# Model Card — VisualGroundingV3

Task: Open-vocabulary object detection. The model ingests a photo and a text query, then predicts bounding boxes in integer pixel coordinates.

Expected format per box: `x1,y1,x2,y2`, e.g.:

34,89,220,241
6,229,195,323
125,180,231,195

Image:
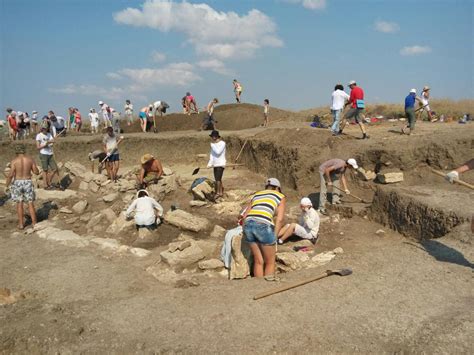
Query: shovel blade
329,268,353,276
192,167,200,176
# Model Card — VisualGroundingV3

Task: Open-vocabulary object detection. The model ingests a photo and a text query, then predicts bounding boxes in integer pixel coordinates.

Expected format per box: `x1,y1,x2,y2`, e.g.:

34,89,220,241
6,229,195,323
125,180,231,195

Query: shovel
430,168,474,190
233,139,248,169
192,163,244,176
254,268,353,300
331,185,371,204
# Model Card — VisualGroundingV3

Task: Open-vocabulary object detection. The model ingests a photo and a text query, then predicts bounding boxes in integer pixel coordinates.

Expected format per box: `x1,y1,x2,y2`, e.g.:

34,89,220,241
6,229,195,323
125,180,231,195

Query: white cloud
106,72,123,80
400,45,432,56
151,50,166,62
49,85,125,100
284,0,326,10
374,20,400,33
114,0,283,60
197,59,234,76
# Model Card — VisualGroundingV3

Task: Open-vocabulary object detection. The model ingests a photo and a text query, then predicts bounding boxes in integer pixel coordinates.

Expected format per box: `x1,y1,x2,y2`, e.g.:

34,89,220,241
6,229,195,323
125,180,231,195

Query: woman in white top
126,190,164,228
88,108,99,134
277,197,320,245
330,84,350,135
418,86,435,122
207,130,226,198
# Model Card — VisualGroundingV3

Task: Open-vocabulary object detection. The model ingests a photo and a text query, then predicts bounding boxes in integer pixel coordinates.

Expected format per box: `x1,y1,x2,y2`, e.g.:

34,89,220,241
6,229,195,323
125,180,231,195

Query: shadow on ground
418,239,474,269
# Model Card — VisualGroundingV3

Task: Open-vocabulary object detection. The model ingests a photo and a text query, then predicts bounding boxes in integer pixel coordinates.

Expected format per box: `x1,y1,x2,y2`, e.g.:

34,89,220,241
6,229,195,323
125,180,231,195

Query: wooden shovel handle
430,168,474,190
234,140,248,164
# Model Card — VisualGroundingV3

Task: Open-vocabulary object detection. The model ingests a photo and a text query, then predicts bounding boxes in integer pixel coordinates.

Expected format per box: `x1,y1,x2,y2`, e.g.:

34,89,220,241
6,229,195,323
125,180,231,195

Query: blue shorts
139,112,146,120
244,219,276,245
106,153,120,162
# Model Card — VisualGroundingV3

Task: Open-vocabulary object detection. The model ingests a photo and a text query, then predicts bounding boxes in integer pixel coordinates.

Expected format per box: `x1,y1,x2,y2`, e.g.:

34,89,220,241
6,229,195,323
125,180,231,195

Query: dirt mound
122,103,306,133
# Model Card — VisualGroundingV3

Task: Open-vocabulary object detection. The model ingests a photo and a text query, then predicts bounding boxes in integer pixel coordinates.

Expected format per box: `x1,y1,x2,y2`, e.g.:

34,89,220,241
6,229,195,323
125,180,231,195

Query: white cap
136,189,149,198
300,197,312,207
98,101,104,105
348,80,356,86
347,158,358,169
410,89,416,94
17,111,24,116
32,110,38,114
266,177,281,188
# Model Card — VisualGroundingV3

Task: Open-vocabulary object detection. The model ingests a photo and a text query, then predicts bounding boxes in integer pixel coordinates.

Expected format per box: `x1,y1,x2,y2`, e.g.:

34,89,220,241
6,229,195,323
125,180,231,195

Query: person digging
318,158,359,215
137,154,163,189
5,144,40,230
126,189,164,231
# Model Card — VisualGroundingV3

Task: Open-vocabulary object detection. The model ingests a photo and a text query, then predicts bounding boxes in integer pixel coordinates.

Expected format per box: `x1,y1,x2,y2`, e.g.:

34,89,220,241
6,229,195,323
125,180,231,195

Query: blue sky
1,0,472,118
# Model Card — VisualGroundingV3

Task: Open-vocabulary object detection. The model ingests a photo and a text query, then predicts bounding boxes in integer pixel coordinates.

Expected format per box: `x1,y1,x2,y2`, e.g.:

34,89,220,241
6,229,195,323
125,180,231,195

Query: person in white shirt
98,100,111,128
88,108,99,134
263,99,270,127
207,130,226,198
417,86,435,122
330,84,350,135
278,197,320,245
124,100,134,126
50,115,66,137
36,124,59,189
202,98,218,130
126,190,164,229
31,110,39,133
102,127,123,182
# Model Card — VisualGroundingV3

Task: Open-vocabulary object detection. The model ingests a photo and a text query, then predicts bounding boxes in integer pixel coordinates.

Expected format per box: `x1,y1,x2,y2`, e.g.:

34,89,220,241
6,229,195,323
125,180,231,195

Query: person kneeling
278,197,319,245
126,190,164,230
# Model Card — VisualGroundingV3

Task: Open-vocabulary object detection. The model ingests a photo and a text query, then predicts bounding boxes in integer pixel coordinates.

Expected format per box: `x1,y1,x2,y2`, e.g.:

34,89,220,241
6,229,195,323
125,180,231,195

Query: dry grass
300,99,474,120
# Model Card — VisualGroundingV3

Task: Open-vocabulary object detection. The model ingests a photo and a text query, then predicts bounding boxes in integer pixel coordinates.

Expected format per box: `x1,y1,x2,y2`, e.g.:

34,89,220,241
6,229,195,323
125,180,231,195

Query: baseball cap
266,177,281,188
347,158,358,169
300,197,312,207
410,89,416,94
348,80,356,86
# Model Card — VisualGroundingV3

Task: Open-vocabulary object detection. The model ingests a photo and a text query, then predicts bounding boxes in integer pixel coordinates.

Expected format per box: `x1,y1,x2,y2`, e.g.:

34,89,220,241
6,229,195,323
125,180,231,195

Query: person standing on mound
233,79,243,103
340,80,369,139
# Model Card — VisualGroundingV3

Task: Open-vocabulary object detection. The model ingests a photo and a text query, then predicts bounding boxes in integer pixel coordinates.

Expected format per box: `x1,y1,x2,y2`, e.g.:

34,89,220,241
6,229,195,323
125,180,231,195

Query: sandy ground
1,107,473,353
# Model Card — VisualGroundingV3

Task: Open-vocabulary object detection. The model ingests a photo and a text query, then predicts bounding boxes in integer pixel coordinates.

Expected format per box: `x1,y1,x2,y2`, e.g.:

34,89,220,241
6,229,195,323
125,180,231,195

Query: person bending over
126,190,164,230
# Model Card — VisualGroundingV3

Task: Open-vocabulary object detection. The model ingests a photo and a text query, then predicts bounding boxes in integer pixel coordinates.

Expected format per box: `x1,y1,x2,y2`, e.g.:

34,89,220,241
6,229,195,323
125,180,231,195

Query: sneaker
264,275,281,282
310,237,319,245
362,133,370,139
317,208,328,215
277,239,284,245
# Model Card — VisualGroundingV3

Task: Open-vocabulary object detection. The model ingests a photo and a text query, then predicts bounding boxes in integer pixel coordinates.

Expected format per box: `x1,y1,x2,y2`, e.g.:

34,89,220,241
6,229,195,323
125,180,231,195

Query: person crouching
125,190,164,230
277,197,320,245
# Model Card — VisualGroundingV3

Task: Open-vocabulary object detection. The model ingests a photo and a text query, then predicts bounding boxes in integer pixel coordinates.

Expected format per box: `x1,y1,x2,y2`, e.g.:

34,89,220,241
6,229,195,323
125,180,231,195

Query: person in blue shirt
402,89,422,135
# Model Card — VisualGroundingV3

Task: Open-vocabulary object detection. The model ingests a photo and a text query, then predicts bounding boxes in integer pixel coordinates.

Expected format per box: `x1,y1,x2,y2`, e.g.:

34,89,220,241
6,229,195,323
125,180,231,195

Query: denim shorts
106,153,120,162
244,219,276,246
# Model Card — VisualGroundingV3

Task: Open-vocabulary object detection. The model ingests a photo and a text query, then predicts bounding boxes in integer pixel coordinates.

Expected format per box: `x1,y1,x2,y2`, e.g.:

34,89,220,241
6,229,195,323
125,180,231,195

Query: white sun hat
300,197,313,207
347,158,359,169
410,88,417,94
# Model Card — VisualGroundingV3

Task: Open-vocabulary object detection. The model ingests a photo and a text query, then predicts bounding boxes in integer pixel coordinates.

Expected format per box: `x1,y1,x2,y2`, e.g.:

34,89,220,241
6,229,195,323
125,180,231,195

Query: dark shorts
344,107,364,124
39,154,58,171
244,219,276,246
106,153,120,162
465,159,474,170
213,167,224,182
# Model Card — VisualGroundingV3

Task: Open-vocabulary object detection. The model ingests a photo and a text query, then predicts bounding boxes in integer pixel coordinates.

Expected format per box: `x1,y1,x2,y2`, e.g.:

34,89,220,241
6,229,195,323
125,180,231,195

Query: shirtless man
5,144,40,229
137,154,163,188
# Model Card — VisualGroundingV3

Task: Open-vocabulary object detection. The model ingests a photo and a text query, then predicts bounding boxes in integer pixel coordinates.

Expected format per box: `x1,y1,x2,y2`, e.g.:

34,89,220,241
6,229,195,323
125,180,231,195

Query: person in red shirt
7,109,18,141
340,80,369,139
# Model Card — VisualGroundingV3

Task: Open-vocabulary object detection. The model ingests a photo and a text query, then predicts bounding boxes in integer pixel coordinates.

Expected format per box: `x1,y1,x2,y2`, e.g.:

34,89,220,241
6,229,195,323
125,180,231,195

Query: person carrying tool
445,159,474,184
88,149,107,174
402,89,423,135
36,123,60,189
207,130,226,199
202,98,219,130
126,189,164,230
5,144,40,229
241,178,286,281
340,80,369,139
277,197,320,245
318,158,359,214
417,86,436,122
102,126,123,182
137,154,163,188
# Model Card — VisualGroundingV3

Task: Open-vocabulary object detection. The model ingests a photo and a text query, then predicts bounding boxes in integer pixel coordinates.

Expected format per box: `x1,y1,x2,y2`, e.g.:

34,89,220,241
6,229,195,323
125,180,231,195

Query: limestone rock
162,167,173,176
103,193,119,203
198,259,225,270
86,212,103,229
160,242,205,267
311,250,338,265
230,232,253,280
64,161,88,178
93,174,108,185
189,200,208,207
90,237,121,251
276,252,310,270
79,181,89,191
36,189,77,201
59,207,73,214
213,202,242,217
225,190,253,202
72,200,88,214
89,181,100,193
375,229,386,235
168,240,192,252
80,212,92,222
210,225,226,239
191,180,214,201
138,227,153,240
106,212,135,234
377,172,404,184
101,208,116,223
357,167,376,181
36,227,89,248
66,217,79,224
164,209,210,232
129,247,151,258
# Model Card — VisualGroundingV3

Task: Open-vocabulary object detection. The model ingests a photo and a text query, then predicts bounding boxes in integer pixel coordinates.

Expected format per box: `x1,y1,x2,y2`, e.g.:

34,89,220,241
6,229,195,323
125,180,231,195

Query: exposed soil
1,105,473,353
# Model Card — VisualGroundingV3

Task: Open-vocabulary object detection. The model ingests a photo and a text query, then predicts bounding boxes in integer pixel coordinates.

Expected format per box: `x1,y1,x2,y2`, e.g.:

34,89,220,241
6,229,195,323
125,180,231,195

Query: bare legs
16,202,36,229
277,223,296,243
42,170,58,188
107,161,120,182
249,243,276,278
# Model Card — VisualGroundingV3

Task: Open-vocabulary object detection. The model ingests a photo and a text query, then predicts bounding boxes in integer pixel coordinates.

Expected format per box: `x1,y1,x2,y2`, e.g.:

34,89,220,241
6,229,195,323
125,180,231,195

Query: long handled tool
331,185,371,203
192,163,244,176
233,139,248,169
254,268,352,300
430,168,474,190
415,103,430,113
99,136,125,168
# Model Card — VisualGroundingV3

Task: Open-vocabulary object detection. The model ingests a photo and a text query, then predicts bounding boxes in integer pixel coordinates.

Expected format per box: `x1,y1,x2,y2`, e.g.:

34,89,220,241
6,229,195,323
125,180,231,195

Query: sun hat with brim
141,154,154,165
266,177,281,188
347,158,359,169
136,189,149,198
410,89,417,94
423,86,430,91
209,130,220,138
348,80,356,86
15,144,26,154
300,197,312,207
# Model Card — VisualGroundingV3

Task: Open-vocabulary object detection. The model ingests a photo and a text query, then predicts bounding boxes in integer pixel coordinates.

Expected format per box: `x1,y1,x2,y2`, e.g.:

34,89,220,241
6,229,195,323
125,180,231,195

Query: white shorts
294,224,314,240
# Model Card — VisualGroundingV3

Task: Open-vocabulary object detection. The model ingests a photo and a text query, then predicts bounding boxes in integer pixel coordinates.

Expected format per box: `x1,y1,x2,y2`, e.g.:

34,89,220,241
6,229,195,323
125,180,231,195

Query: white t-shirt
208,140,226,167
331,89,350,110
124,104,133,114
421,91,429,105
36,132,54,155
89,112,99,126
207,101,215,115
126,196,164,226
298,207,320,237
103,134,119,154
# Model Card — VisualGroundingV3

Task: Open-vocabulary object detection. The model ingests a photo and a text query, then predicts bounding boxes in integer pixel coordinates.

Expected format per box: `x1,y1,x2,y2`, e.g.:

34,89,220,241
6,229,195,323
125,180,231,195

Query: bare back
11,155,39,180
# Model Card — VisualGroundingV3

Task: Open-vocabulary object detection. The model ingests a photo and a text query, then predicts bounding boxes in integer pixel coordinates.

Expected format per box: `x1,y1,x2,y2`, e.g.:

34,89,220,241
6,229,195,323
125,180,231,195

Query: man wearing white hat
318,158,359,214
277,197,320,245
340,80,369,139
402,89,422,135
98,100,112,128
